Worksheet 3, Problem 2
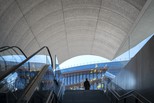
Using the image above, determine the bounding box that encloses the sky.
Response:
[59,55,111,69]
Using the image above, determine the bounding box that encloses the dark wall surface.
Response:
[113,36,154,102]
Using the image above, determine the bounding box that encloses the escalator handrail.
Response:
[17,65,49,103]
[0,46,27,58]
[0,46,10,50]
[0,46,27,71]
[0,46,53,81]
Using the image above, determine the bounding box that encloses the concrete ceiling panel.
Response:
[0,0,148,64]
[92,43,114,60]
[124,0,147,10]
[4,17,29,46]
[92,41,115,57]
[64,7,99,20]
[31,10,63,35]
[51,47,69,63]
[67,29,94,40]
[16,0,44,14]
[0,0,14,16]
[62,0,101,9]
[0,2,22,45]
[99,8,133,33]
[40,30,66,46]
[36,22,65,43]
[95,30,121,47]
[25,0,61,26]
[102,0,140,22]
[23,38,40,56]
[65,19,96,31]
[96,20,126,41]
[16,29,34,50]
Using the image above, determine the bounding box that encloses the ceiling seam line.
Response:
[97,19,129,34]
[122,0,141,10]
[15,29,33,49]
[36,20,63,37]
[91,0,103,54]
[23,38,37,53]
[14,0,41,48]
[18,0,45,17]
[2,14,23,45]
[31,8,62,28]
[101,7,134,23]
[113,0,152,59]
[0,0,15,20]
[61,0,70,58]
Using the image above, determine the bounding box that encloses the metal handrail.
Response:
[0,46,53,81]
[112,88,134,98]
[0,46,27,70]
[0,46,27,58]
[133,91,152,103]
[45,77,65,103]
[57,79,65,99]
[17,65,49,103]
[108,87,134,101]
[109,82,134,97]
[0,46,10,50]
[108,83,152,103]
[46,81,65,103]
[46,90,54,103]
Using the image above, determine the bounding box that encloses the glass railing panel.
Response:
[0,46,9,50]
[15,48,51,90]
[26,48,65,103]
[0,47,27,75]
[17,47,54,102]
[11,47,26,61]
[0,47,53,103]
[28,67,55,103]
[0,49,18,73]
[0,55,6,71]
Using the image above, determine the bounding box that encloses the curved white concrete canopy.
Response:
[0,0,152,64]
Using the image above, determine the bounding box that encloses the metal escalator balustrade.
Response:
[0,46,56,103]
[0,46,27,74]
[0,46,10,50]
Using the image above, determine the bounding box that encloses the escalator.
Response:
[0,46,27,74]
[0,46,64,103]
[0,46,10,50]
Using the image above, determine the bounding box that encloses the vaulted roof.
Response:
[0,0,152,64]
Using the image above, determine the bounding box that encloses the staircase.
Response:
[62,90,110,103]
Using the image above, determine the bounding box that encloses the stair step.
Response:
[62,90,110,103]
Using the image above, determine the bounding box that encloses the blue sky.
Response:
[59,55,111,69]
